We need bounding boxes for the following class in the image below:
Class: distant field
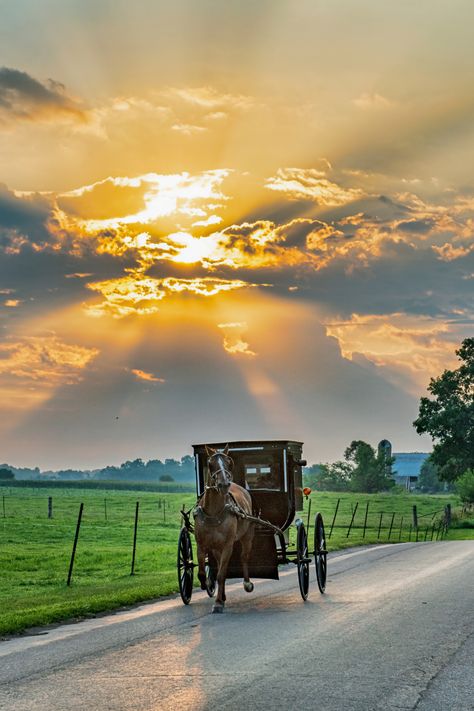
[0,485,467,636]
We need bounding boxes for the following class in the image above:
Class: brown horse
[194,445,255,613]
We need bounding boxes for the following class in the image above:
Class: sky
[0,0,473,470]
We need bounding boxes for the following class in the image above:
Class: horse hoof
[212,603,224,614]
[243,581,254,593]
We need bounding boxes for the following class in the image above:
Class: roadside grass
[0,486,468,636]
[443,516,474,540]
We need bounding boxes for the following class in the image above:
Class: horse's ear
[223,443,229,456]
[205,445,216,458]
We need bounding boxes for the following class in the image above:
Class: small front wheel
[296,520,310,601]
[314,512,327,593]
[177,527,194,604]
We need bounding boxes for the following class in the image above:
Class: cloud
[86,273,257,318]
[324,313,460,393]
[353,93,394,110]
[1,167,473,339]
[265,168,364,206]
[432,242,473,262]
[171,122,208,135]
[0,336,98,384]
[130,368,165,383]
[60,170,230,229]
[162,86,255,111]
[217,322,257,357]
[0,184,58,252]
[0,67,87,125]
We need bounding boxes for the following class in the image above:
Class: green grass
[0,486,469,637]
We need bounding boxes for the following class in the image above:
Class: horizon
[1,2,473,471]
[4,446,431,474]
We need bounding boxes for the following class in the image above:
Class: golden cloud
[325,313,459,392]
[217,322,257,357]
[63,170,230,229]
[86,274,257,318]
[265,168,364,206]
[353,93,394,110]
[130,368,165,383]
[0,336,99,383]
[432,242,473,262]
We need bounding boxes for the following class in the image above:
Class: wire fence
[0,488,467,588]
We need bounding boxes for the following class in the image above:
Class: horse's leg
[212,540,233,614]
[196,543,207,590]
[240,524,255,593]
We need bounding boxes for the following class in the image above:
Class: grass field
[0,485,469,637]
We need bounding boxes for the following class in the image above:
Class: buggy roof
[192,439,303,452]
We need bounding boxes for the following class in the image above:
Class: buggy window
[240,452,283,490]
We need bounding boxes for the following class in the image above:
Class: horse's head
[205,444,233,494]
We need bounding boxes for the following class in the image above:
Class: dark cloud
[397,219,433,234]
[0,184,55,248]
[0,67,86,124]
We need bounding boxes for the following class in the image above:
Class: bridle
[207,451,234,491]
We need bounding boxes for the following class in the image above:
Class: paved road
[1,541,473,711]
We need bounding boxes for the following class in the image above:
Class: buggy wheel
[314,512,327,593]
[205,557,216,597]
[177,527,194,604]
[296,519,310,601]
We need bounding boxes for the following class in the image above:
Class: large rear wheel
[296,520,310,601]
[177,527,194,604]
[314,512,327,593]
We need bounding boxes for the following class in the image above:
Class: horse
[193,444,255,613]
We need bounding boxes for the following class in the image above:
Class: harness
[193,492,244,526]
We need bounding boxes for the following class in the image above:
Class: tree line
[0,456,196,484]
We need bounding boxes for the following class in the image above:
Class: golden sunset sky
[1,1,473,469]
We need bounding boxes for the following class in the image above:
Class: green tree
[344,440,395,493]
[413,338,474,481]
[456,470,474,504]
[417,458,446,493]
[304,462,351,491]
[0,467,14,480]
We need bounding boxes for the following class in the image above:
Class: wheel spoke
[177,528,194,604]
[314,513,327,594]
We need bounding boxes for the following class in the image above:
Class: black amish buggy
[177,440,327,605]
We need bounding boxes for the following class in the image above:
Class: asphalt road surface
[1,541,473,711]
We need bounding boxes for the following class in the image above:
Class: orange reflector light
[303,487,312,496]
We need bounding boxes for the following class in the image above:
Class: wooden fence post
[377,512,383,539]
[346,502,359,537]
[387,512,395,540]
[328,498,340,539]
[67,503,84,586]
[363,501,369,538]
[48,496,53,519]
[131,501,139,576]
[445,504,452,527]
[412,505,418,530]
